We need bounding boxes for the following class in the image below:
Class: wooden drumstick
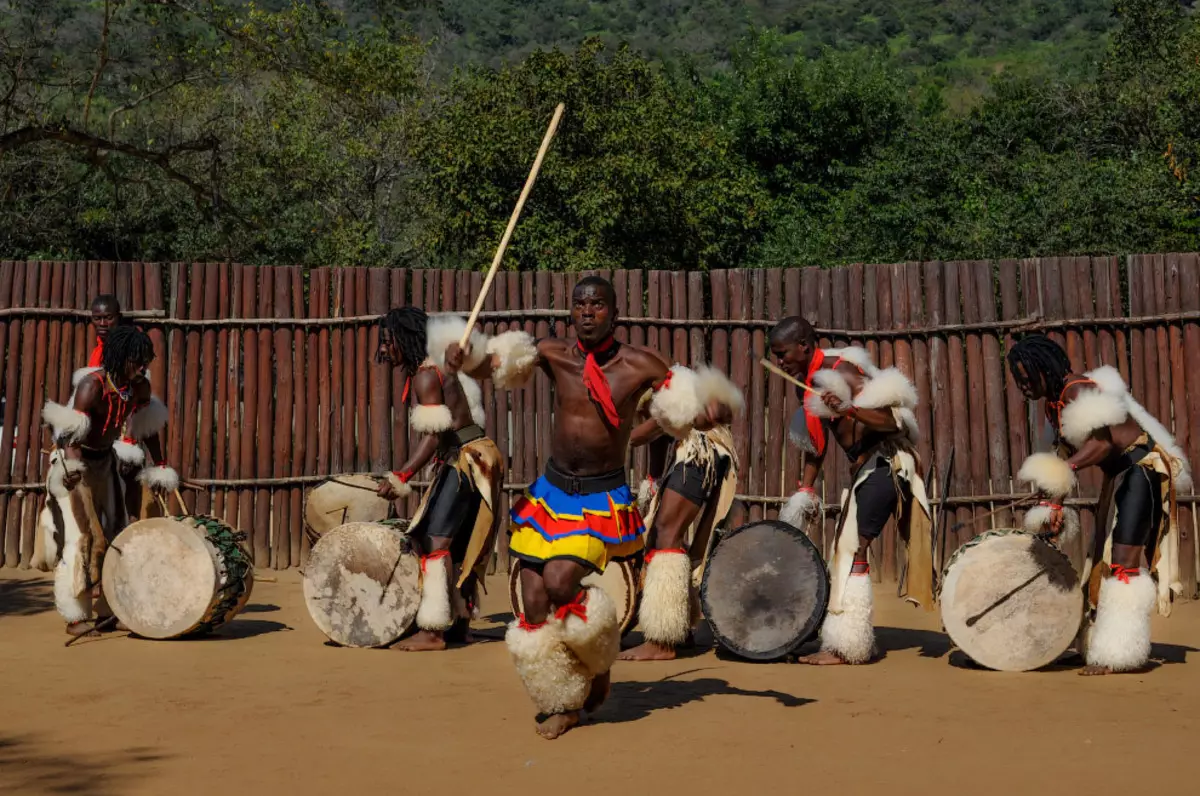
[174,488,190,516]
[458,103,566,351]
[947,494,1037,533]
[760,359,816,394]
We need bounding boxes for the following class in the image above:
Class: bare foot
[535,711,580,740]
[584,671,611,714]
[65,621,99,638]
[391,630,447,652]
[792,650,848,665]
[618,641,676,661]
[1079,665,1113,676]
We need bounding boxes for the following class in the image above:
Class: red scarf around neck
[578,337,621,428]
[802,348,827,455]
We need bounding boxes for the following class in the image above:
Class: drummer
[374,307,505,652]
[1007,335,1191,675]
[769,316,934,665]
[619,405,742,662]
[446,275,739,740]
[41,325,177,636]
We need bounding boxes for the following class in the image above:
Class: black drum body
[700,519,830,661]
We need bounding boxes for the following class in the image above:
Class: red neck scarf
[88,339,104,368]
[802,349,827,455]
[578,337,621,428]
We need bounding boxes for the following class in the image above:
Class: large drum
[102,515,254,639]
[700,519,829,661]
[508,557,641,636]
[304,475,391,544]
[939,529,1082,672]
[303,521,421,648]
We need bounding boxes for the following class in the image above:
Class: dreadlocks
[1007,334,1071,399]
[378,307,428,372]
[102,324,154,379]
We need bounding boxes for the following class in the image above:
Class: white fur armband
[649,365,703,439]
[42,401,91,444]
[138,465,179,492]
[779,489,821,527]
[1060,388,1128,449]
[113,439,146,467]
[853,368,918,410]
[127,396,168,441]
[486,331,538,390]
[1017,453,1076,499]
[410,403,453,435]
[1023,503,1080,545]
[47,456,86,499]
[696,366,745,416]
[385,472,413,500]
[426,315,488,373]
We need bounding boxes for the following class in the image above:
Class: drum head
[508,558,641,636]
[940,530,1082,672]
[102,518,221,639]
[302,522,420,648]
[701,520,829,661]
[305,476,390,538]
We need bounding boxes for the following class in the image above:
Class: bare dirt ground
[2,568,1197,796]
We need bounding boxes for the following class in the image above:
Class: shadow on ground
[0,578,53,617]
[597,669,814,724]
[0,733,166,796]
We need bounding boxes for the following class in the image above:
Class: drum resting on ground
[302,520,419,648]
[103,515,255,639]
[939,528,1082,672]
[700,519,829,661]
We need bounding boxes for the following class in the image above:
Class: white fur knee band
[137,465,179,492]
[779,489,821,528]
[1017,453,1076,499]
[820,573,875,664]
[559,586,621,677]
[638,551,693,647]
[1085,571,1155,672]
[43,401,91,444]
[486,331,538,390]
[416,555,454,631]
[506,620,591,715]
[127,396,168,440]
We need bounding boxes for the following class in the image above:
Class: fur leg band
[636,550,693,647]
[558,586,621,677]
[1084,569,1155,672]
[506,619,591,715]
[819,572,875,664]
[416,552,453,631]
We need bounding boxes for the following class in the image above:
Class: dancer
[447,275,739,739]
[769,316,934,665]
[375,307,504,651]
[40,325,176,636]
[1008,335,1191,675]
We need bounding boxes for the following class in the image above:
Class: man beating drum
[373,307,505,652]
[769,316,935,665]
[40,325,178,637]
[447,275,739,740]
[1008,335,1192,675]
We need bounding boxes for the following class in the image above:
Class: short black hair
[92,294,121,315]
[102,324,154,374]
[769,316,816,347]
[378,306,428,373]
[573,275,617,307]
[1007,334,1071,398]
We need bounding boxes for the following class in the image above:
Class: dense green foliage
[1,0,1198,270]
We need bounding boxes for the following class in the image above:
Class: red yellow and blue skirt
[509,461,645,572]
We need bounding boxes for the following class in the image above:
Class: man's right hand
[445,342,465,374]
[376,480,398,501]
[63,467,83,491]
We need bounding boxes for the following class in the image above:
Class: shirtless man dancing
[447,275,738,739]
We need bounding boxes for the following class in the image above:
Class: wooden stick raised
[459,103,566,349]
[760,358,815,394]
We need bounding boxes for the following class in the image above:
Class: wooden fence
[0,257,1197,596]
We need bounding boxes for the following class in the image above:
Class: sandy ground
[1,568,1197,796]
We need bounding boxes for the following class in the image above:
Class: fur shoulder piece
[426,315,487,372]
[1017,452,1076,499]
[853,367,918,411]
[485,331,537,390]
[804,368,852,420]
[823,346,878,377]
[43,401,91,444]
[127,396,169,440]
[72,366,101,387]
[457,373,486,427]
[1059,387,1128,449]
[1084,365,1128,395]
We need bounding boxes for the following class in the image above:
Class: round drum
[303,521,421,648]
[940,529,1082,672]
[508,558,641,636]
[304,476,390,542]
[700,520,829,661]
[103,515,255,639]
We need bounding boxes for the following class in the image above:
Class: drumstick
[63,615,120,647]
[760,359,816,394]
[947,494,1037,533]
[458,103,565,350]
[174,489,191,516]
[330,476,381,493]
[964,569,1048,628]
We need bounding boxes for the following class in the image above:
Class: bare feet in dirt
[392,630,447,652]
[1079,665,1113,676]
[618,641,676,661]
[65,622,99,638]
[584,671,611,714]
[536,711,580,740]
[792,650,849,665]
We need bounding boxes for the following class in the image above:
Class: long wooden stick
[459,103,566,348]
[760,358,815,394]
